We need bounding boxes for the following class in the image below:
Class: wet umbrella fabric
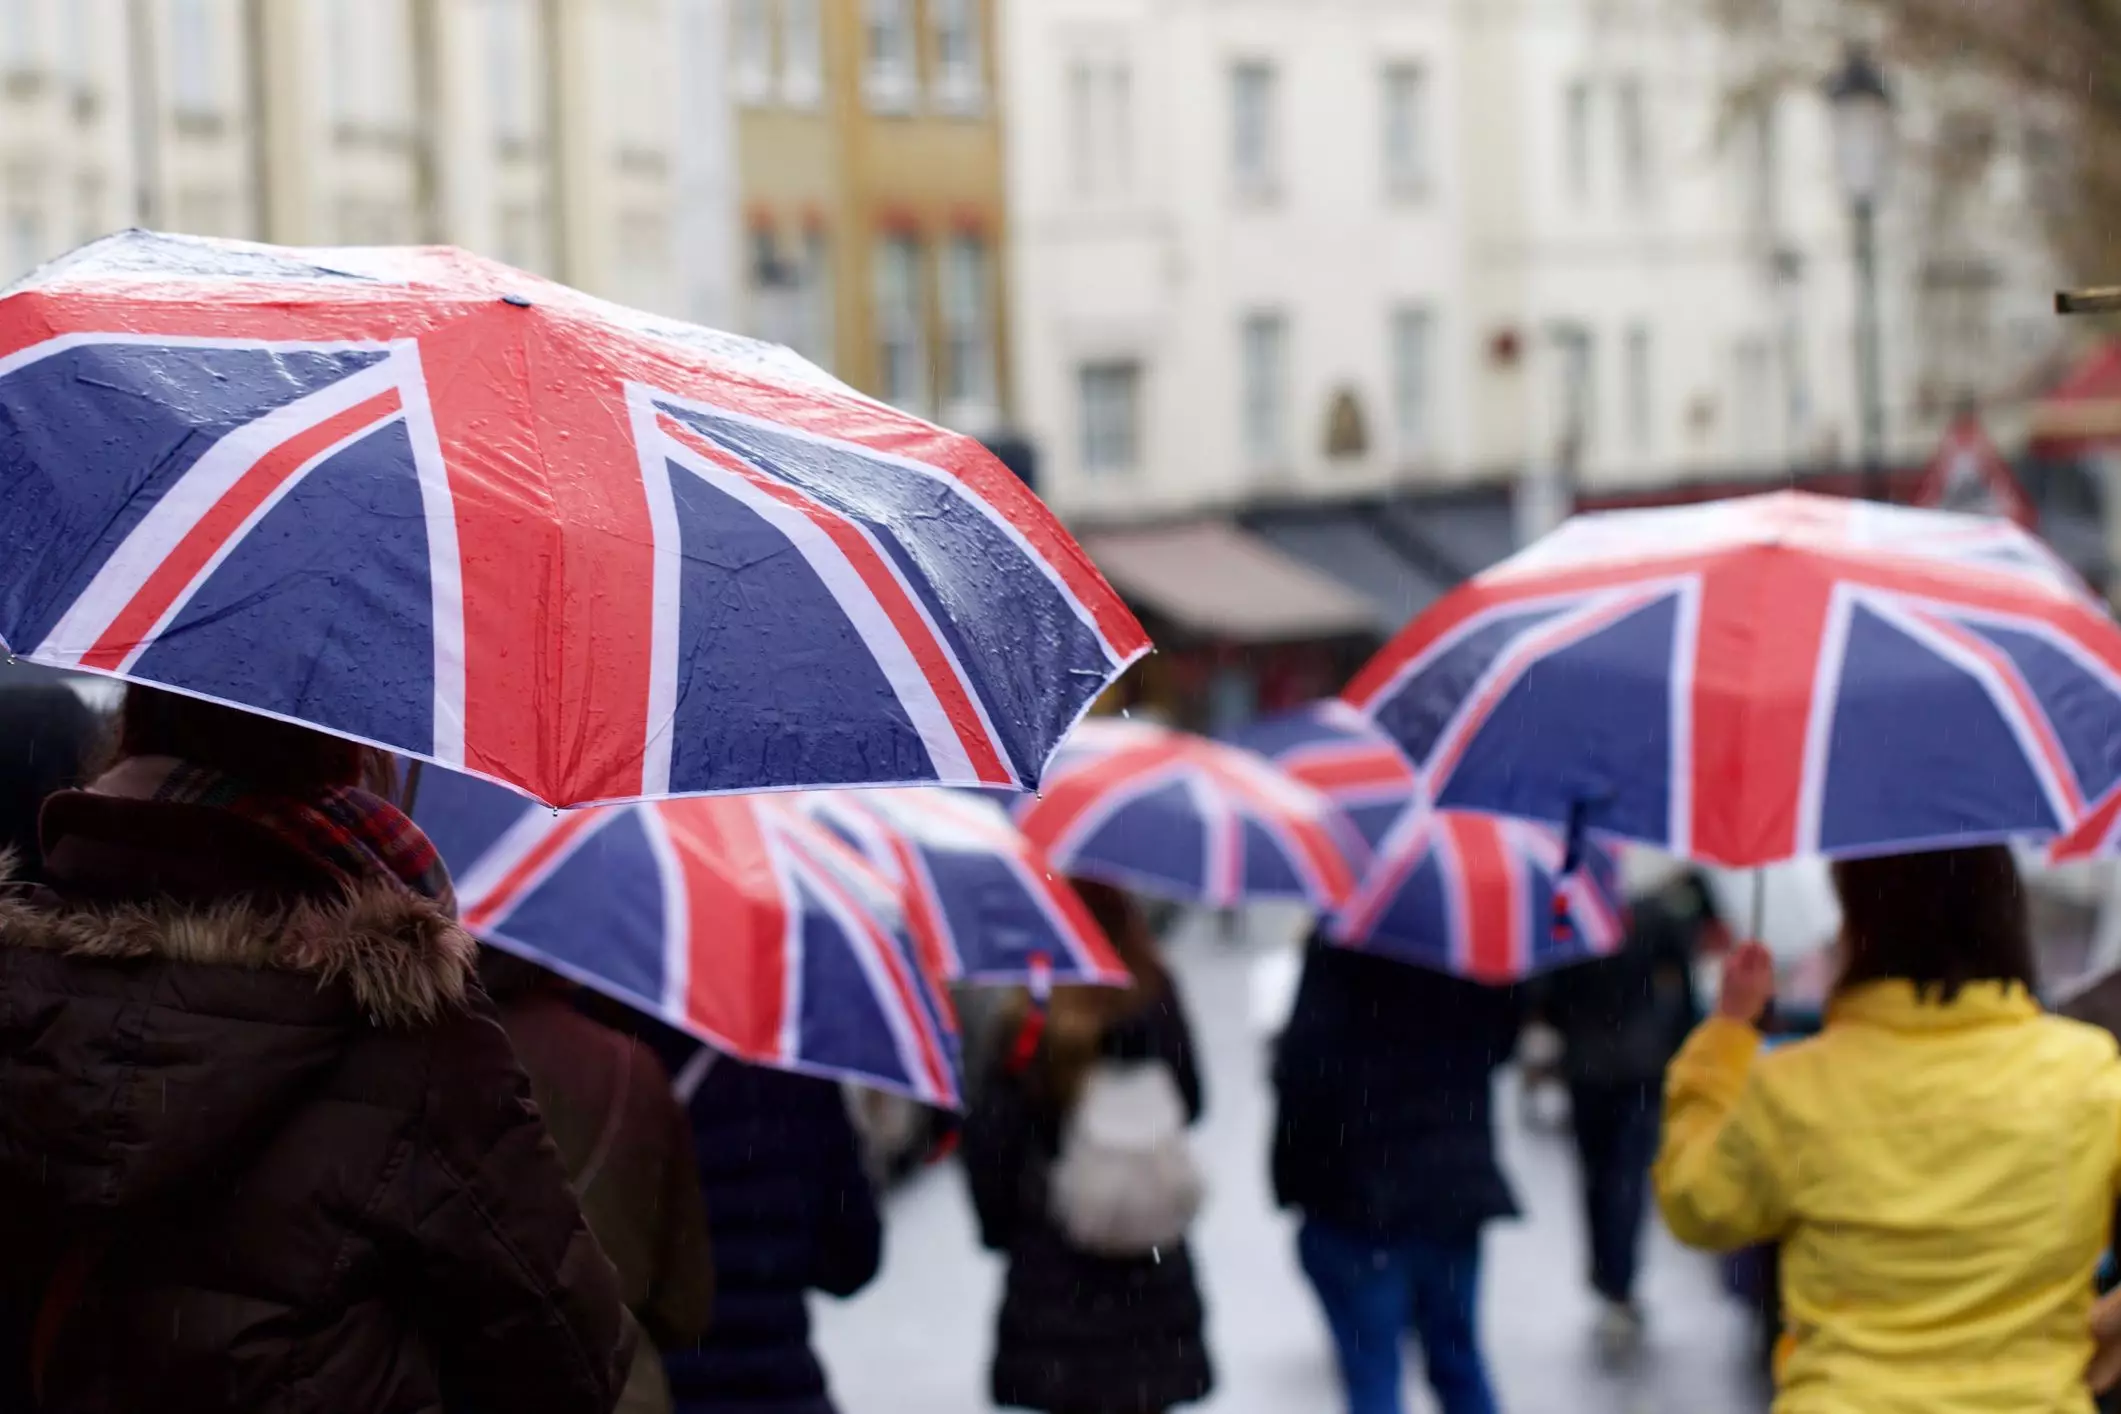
[414,766,960,1105]
[0,230,1147,808]
[1346,492,2121,868]
[1013,718,1364,910]
[800,788,1128,988]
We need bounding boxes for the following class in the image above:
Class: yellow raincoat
[1656,981,2121,1414]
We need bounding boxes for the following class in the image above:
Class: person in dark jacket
[483,950,715,1414]
[1271,938,1521,1414]
[961,881,1215,1414]
[1529,870,1721,1357]
[0,687,632,1414]
[632,1022,882,1414]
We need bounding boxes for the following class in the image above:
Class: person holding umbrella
[0,687,633,1412]
[1657,847,2121,1411]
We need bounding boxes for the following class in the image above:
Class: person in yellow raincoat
[1654,845,2121,1413]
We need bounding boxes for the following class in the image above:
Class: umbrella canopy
[1346,491,2121,868]
[1015,718,1363,910]
[1232,700,1418,849]
[414,766,960,1104]
[801,788,1128,987]
[0,231,1147,807]
[1333,808,1627,984]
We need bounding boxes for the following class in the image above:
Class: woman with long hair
[961,880,1215,1414]
[0,686,631,1413]
[1656,845,2121,1413]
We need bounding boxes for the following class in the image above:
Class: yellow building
[733,0,1007,434]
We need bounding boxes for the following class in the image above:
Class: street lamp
[1826,45,1896,502]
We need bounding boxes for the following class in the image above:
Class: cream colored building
[0,0,738,325]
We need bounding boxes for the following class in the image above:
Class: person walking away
[0,686,631,1413]
[481,949,715,1414]
[631,1028,882,1414]
[962,879,1215,1414]
[1658,846,2121,1414]
[1529,869,1721,1358]
[1271,937,1521,1414]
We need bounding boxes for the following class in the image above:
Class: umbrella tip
[501,293,534,309]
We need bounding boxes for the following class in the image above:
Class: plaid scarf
[94,756,456,912]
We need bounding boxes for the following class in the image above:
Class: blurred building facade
[0,0,738,325]
[732,0,1008,436]
[1003,1,2065,572]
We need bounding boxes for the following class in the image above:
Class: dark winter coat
[645,1040,882,1414]
[1272,941,1522,1242]
[1529,884,1704,1090]
[490,967,715,1414]
[962,991,1216,1414]
[0,791,633,1414]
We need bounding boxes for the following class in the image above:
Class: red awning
[2030,341,2121,458]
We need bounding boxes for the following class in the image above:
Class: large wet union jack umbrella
[801,789,1128,988]
[0,232,1148,807]
[1015,719,1364,910]
[1346,491,2121,868]
[413,766,960,1104]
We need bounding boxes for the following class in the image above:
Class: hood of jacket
[0,853,475,1213]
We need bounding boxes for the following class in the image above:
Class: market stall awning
[1080,520,1381,642]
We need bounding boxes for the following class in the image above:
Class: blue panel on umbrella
[489,809,670,1009]
[792,879,917,1092]
[660,404,1116,783]
[925,850,1044,973]
[1072,779,1207,896]
[663,458,935,791]
[1820,605,2062,852]
[1368,604,1576,769]
[131,417,434,756]
[1433,594,1680,845]
[1942,615,2121,805]
[414,769,537,880]
[1239,818,1307,898]
[1361,848,1452,967]
[0,342,391,649]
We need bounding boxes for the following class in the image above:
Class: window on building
[932,0,983,112]
[9,206,44,280]
[488,0,542,146]
[0,0,35,75]
[1563,79,1592,205]
[1382,63,1430,199]
[781,0,822,106]
[1617,77,1651,205]
[874,233,928,414]
[1551,323,1595,460]
[1079,361,1142,476]
[1625,323,1653,455]
[1106,62,1133,195]
[1231,61,1278,198]
[62,0,93,91]
[1241,312,1289,468]
[1068,56,1134,199]
[941,234,995,426]
[1068,61,1095,195]
[1742,102,1779,234]
[864,0,917,112]
[1734,336,1774,461]
[1390,307,1434,461]
[733,0,773,102]
[797,226,834,370]
[168,0,216,115]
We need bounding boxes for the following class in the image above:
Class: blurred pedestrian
[1660,846,2121,1412]
[962,880,1215,1414]
[481,948,715,1414]
[1271,937,1521,1414]
[0,685,632,1413]
[1529,869,1721,1358]
[636,1032,882,1414]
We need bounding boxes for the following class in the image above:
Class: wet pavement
[815,914,1768,1413]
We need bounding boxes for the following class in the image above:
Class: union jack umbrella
[1232,701,1419,849]
[0,231,1147,807]
[1015,719,1365,910]
[1346,491,2121,868]
[413,766,960,1104]
[801,789,1128,988]
[1332,808,1627,984]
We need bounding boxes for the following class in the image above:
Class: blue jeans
[1297,1219,1500,1414]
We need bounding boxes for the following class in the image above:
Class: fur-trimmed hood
[0,855,478,1213]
